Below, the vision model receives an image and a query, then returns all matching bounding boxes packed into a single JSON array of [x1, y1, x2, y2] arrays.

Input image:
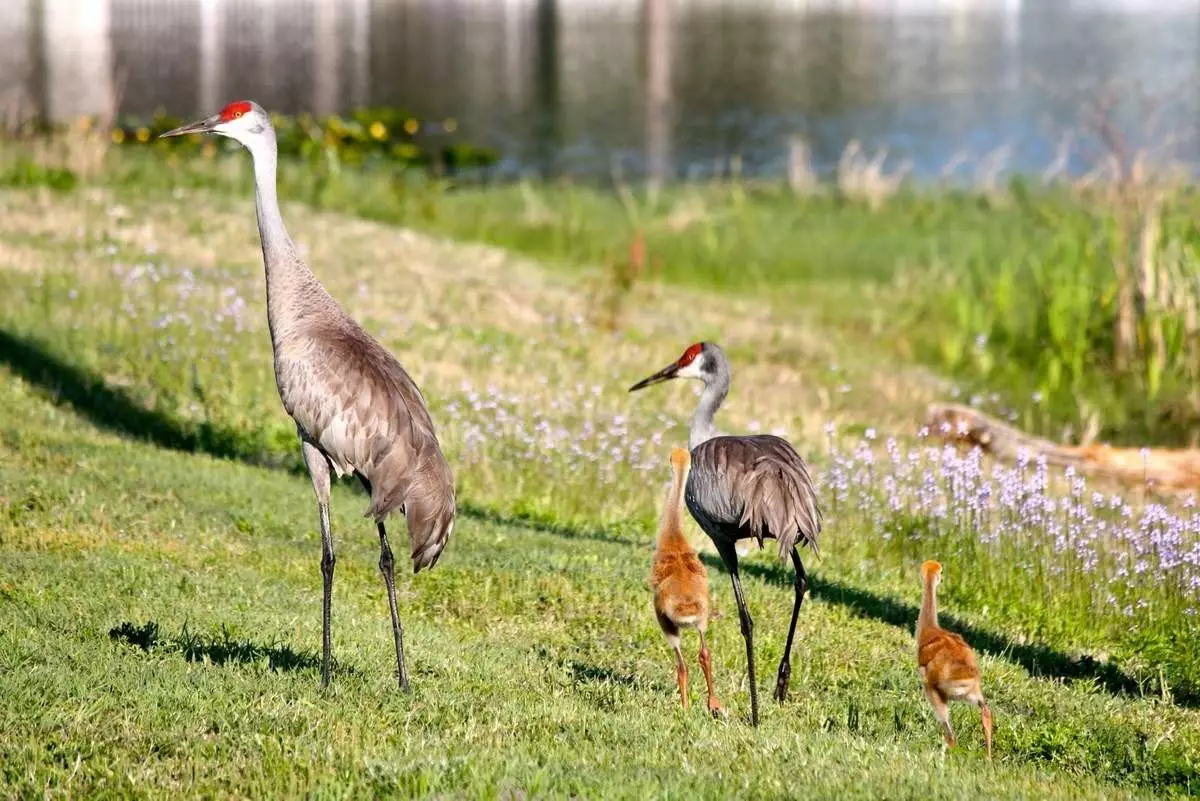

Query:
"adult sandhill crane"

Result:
[[629, 342, 822, 726], [161, 101, 455, 692]]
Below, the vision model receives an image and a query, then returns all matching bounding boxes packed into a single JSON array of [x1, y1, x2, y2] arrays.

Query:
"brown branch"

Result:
[[924, 403, 1200, 493]]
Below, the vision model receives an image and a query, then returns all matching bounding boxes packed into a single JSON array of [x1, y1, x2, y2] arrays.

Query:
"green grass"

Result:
[[75, 141, 1200, 445], [1, 145, 1200, 796], [2, 374, 1196, 799]]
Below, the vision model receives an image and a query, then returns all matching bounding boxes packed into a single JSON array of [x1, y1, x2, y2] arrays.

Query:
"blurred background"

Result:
[[2, 0, 1199, 181]]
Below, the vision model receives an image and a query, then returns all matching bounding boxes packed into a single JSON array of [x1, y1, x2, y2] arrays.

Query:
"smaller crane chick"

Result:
[[917, 560, 993, 759], [652, 447, 722, 717]]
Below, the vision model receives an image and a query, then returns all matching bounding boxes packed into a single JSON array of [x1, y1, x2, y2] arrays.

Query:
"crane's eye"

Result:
[[234, 111, 243, 119]]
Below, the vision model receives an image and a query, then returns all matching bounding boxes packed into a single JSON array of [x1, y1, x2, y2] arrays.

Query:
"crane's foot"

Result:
[[773, 660, 791, 704], [708, 699, 726, 720]]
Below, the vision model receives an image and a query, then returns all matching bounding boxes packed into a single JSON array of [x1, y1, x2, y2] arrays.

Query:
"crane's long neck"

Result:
[[657, 463, 690, 548], [918, 576, 939, 634], [247, 133, 325, 341], [689, 372, 729, 450]]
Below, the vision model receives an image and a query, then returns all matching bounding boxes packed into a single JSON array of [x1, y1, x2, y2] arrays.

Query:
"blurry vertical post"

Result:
[[42, 0, 115, 123], [643, 0, 671, 194], [199, 0, 223, 113]]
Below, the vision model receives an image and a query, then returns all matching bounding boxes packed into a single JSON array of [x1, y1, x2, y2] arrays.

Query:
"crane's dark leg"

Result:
[[774, 546, 808, 704], [301, 439, 335, 688], [719, 543, 759, 726], [377, 521, 410, 692]]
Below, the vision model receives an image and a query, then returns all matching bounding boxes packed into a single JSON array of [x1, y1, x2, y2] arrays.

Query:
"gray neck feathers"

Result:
[[689, 354, 731, 450], [246, 127, 327, 340]]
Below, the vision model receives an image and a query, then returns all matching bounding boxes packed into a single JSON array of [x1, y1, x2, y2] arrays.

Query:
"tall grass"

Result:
[[916, 181, 1200, 445]]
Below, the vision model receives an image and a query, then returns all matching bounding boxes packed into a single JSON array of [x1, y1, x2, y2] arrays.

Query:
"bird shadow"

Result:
[[459, 502, 635, 548], [568, 661, 641, 688], [701, 553, 1200, 708], [11, 329, 1192, 706], [0, 329, 303, 473], [109, 620, 326, 674], [532, 645, 642, 688]]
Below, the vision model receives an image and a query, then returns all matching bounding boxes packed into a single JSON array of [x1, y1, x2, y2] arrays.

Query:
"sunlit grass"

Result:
[[2, 160, 1200, 794]]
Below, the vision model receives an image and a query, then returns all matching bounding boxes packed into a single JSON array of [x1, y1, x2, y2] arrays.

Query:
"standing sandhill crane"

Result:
[[917, 560, 993, 759], [651, 447, 722, 717], [161, 101, 455, 691], [629, 342, 822, 726]]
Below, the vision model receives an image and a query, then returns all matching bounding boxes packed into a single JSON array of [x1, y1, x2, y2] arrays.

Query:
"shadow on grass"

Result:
[[10, 329, 1193, 707], [0, 329, 301, 472], [699, 553, 1200, 708], [459, 502, 635, 548], [109, 620, 326, 674], [568, 661, 641, 687], [532, 645, 642, 688]]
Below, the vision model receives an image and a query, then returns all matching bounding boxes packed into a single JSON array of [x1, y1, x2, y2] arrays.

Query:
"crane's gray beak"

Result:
[[159, 114, 221, 138], [629, 361, 680, 392]]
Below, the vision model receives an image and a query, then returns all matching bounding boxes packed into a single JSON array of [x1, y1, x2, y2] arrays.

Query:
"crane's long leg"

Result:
[[774, 546, 808, 704], [377, 521, 410, 692], [698, 628, 722, 718], [672, 640, 689, 712], [720, 544, 759, 726], [301, 439, 335, 688], [924, 685, 955, 748]]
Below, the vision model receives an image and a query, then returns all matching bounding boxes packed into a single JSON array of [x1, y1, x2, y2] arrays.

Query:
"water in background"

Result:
[[1, 0, 1198, 181]]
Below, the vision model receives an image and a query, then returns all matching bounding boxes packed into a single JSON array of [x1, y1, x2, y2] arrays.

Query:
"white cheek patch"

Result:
[[675, 359, 704, 380]]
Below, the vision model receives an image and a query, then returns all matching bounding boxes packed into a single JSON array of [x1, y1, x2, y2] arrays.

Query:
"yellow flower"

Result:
[[111, 129, 126, 144], [136, 127, 150, 143], [403, 118, 419, 135], [369, 120, 387, 140]]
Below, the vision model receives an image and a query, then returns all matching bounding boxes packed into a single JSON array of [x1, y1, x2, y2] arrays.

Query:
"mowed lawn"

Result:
[[0, 182, 1197, 798]]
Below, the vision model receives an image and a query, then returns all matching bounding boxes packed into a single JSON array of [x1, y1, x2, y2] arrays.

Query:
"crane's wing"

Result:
[[277, 318, 455, 571], [688, 435, 822, 559]]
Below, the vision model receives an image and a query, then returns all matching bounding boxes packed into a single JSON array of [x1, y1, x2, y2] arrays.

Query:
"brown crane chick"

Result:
[[917, 560, 993, 759], [652, 447, 723, 717]]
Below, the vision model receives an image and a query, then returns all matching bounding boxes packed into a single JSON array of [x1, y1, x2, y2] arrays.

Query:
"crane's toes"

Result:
[[708, 701, 727, 720]]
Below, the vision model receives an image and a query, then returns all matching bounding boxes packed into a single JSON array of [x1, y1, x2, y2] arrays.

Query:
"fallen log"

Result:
[[924, 402, 1200, 493]]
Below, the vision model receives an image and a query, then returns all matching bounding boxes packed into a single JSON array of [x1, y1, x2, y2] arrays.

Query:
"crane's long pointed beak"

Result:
[[159, 115, 220, 138], [629, 361, 681, 392]]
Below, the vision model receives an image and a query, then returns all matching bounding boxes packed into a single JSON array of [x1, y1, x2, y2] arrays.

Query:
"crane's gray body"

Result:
[[686, 433, 821, 561], [162, 100, 453, 690], [674, 342, 821, 561], [629, 340, 822, 725], [251, 110, 454, 571]]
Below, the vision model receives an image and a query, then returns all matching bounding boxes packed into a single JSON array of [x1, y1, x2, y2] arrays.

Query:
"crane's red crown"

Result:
[[678, 343, 704, 366], [219, 101, 253, 122]]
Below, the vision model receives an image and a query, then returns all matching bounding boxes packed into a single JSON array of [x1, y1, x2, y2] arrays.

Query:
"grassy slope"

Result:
[[0, 366, 1168, 800], [0, 181, 1196, 797]]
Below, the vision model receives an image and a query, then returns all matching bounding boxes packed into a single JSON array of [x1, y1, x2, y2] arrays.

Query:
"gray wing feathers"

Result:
[[692, 435, 822, 559], [277, 320, 455, 572]]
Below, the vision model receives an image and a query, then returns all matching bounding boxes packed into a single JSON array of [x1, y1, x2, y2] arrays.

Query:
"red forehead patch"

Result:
[[679, 343, 704, 365], [219, 101, 253, 122]]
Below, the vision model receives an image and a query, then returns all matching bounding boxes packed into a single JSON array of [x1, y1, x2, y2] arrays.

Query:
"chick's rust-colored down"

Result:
[[652, 447, 722, 717], [917, 560, 993, 759]]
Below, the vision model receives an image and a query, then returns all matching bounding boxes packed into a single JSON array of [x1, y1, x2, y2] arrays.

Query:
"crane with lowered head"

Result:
[[161, 100, 455, 692]]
